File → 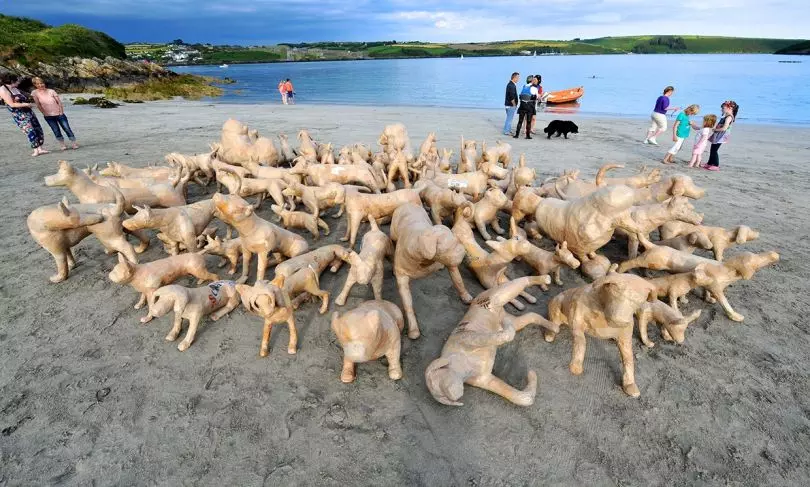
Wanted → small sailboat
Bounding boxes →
[219,63,229,68]
[533,51,537,57]
[460,54,464,60]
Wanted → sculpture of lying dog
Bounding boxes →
[615,196,704,258]
[212,192,308,282]
[391,203,472,338]
[547,272,658,397]
[99,161,174,180]
[425,276,557,406]
[108,252,219,323]
[236,280,297,356]
[290,158,384,194]
[657,231,714,254]
[149,280,240,351]
[335,216,393,305]
[659,222,759,261]
[331,300,405,383]
[636,301,702,348]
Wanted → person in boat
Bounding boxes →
[702,100,738,172]
[514,75,538,140]
[0,73,48,157]
[644,86,680,145]
[283,79,295,104]
[503,72,520,136]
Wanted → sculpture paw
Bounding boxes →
[340,371,356,383]
[49,274,67,284]
[334,296,347,307]
[133,302,144,310]
[259,349,269,358]
[728,312,744,322]
[388,367,403,380]
[287,346,297,355]
[569,362,583,376]
[407,329,421,340]
[140,315,153,324]
[544,330,557,343]
[177,340,191,352]
[643,340,656,348]
[165,332,179,341]
[460,293,473,304]
[623,382,641,397]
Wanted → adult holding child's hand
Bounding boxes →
[0,72,48,157]
[644,85,680,146]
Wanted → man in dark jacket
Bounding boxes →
[503,72,519,135]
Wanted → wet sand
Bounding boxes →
[1,100,808,485]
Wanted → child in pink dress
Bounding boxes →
[688,114,717,168]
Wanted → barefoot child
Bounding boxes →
[31,77,78,150]
[688,114,717,168]
[663,104,699,164]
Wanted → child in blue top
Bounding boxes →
[663,104,700,164]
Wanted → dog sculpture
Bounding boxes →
[335,216,393,305]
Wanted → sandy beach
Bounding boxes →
[1,100,809,485]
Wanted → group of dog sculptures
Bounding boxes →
[27,119,779,405]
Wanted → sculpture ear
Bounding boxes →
[58,199,71,217]
[240,205,254,218]
[693,263,711,283]
[735,226,748,244]
[419,232,439,260]
[561,241,568,250]
[117,252,132,268]
[425,357,463,407]
[687,232,699,245]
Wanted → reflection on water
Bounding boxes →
[175,54,810,125]
[541,102,581,115]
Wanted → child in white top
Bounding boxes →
[688,114,717,168]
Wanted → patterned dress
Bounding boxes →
[3,86,45,149]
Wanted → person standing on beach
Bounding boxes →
[644,86,680,145]
[703,100,738,172]
[278,80,288,104]
[530,74,543,134]
[514,75,538,140]
[503,72,519,135]
[662,104,699,164]
[31,77,78,151]
[284,79,295,104]
[0,73,48,157]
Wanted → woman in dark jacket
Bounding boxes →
[513,75,538,140]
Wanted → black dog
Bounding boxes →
[543,120,579,139]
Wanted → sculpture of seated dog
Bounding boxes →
[236,280,297,356]
[425,276,558,406]
[331,300,405,383]
[149,280,240,351]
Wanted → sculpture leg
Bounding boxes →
[468,372,537,407]
[491,218,505,235]
[260,319,273,357]
[335,273,356,306]
[130,229,150,253]
[371,267,384,301]
[637,308,655,347]
[66,249,76,269]
[519,291,537,304]
[340,212,353,242]
[504,312,558,333]
[386,339,403,380]
[178,313,202,352]
[165,311,183,341]
[140,291,157,323]
[553,268,562,287]
[569,330,586,375]
[340,357,356,383]
[446,266,473,304]
[713,289,744,322]
[304,280,329,314]
[509,299,526,311]
[617,332,640,397]
[627,235,640,259]
[238,249,252,284]
[396,274,420,339]
[256,251,268,282]
[474,217,492,241]
[49,251,69,283]
[286,315,298,354]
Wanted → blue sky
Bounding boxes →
[4,0,807,44]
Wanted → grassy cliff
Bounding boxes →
[0,14,125,64]
[775,40,810,55]
[585,36,801,54]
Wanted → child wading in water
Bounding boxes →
[663,104,700,164]
[689,114,717,168]
[31,77,78,150]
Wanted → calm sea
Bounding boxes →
[174,54,810,126]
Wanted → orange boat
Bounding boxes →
[544,86,584,105]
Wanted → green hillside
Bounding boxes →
[776,40,810,55]
[0,14,125,64]
[584,35,801,54]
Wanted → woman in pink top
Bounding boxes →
[31,77,78,150]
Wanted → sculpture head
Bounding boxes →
[44,160,77,187]
[555,241,581,269]
[297,129,312,142]
[664,309,701,344]
[425,357,464,406]
[202,235,224,254]
[122,205,154,231]
[668,175,706,200]
[289,157,311,175]
[486,235,532,261]
[724,251,779,280]
[98,161,122,177]
[222,118,245,135]
[665,196,703,225]
[278,133,289,143]
[480,160,508,180]
[686,231,713,250]
[732,225,759,244]
[483,186,510,209]
[108,253,136,284]
[212,192,254,224]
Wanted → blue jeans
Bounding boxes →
[503,106,517,134]
[44,114,75,142]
